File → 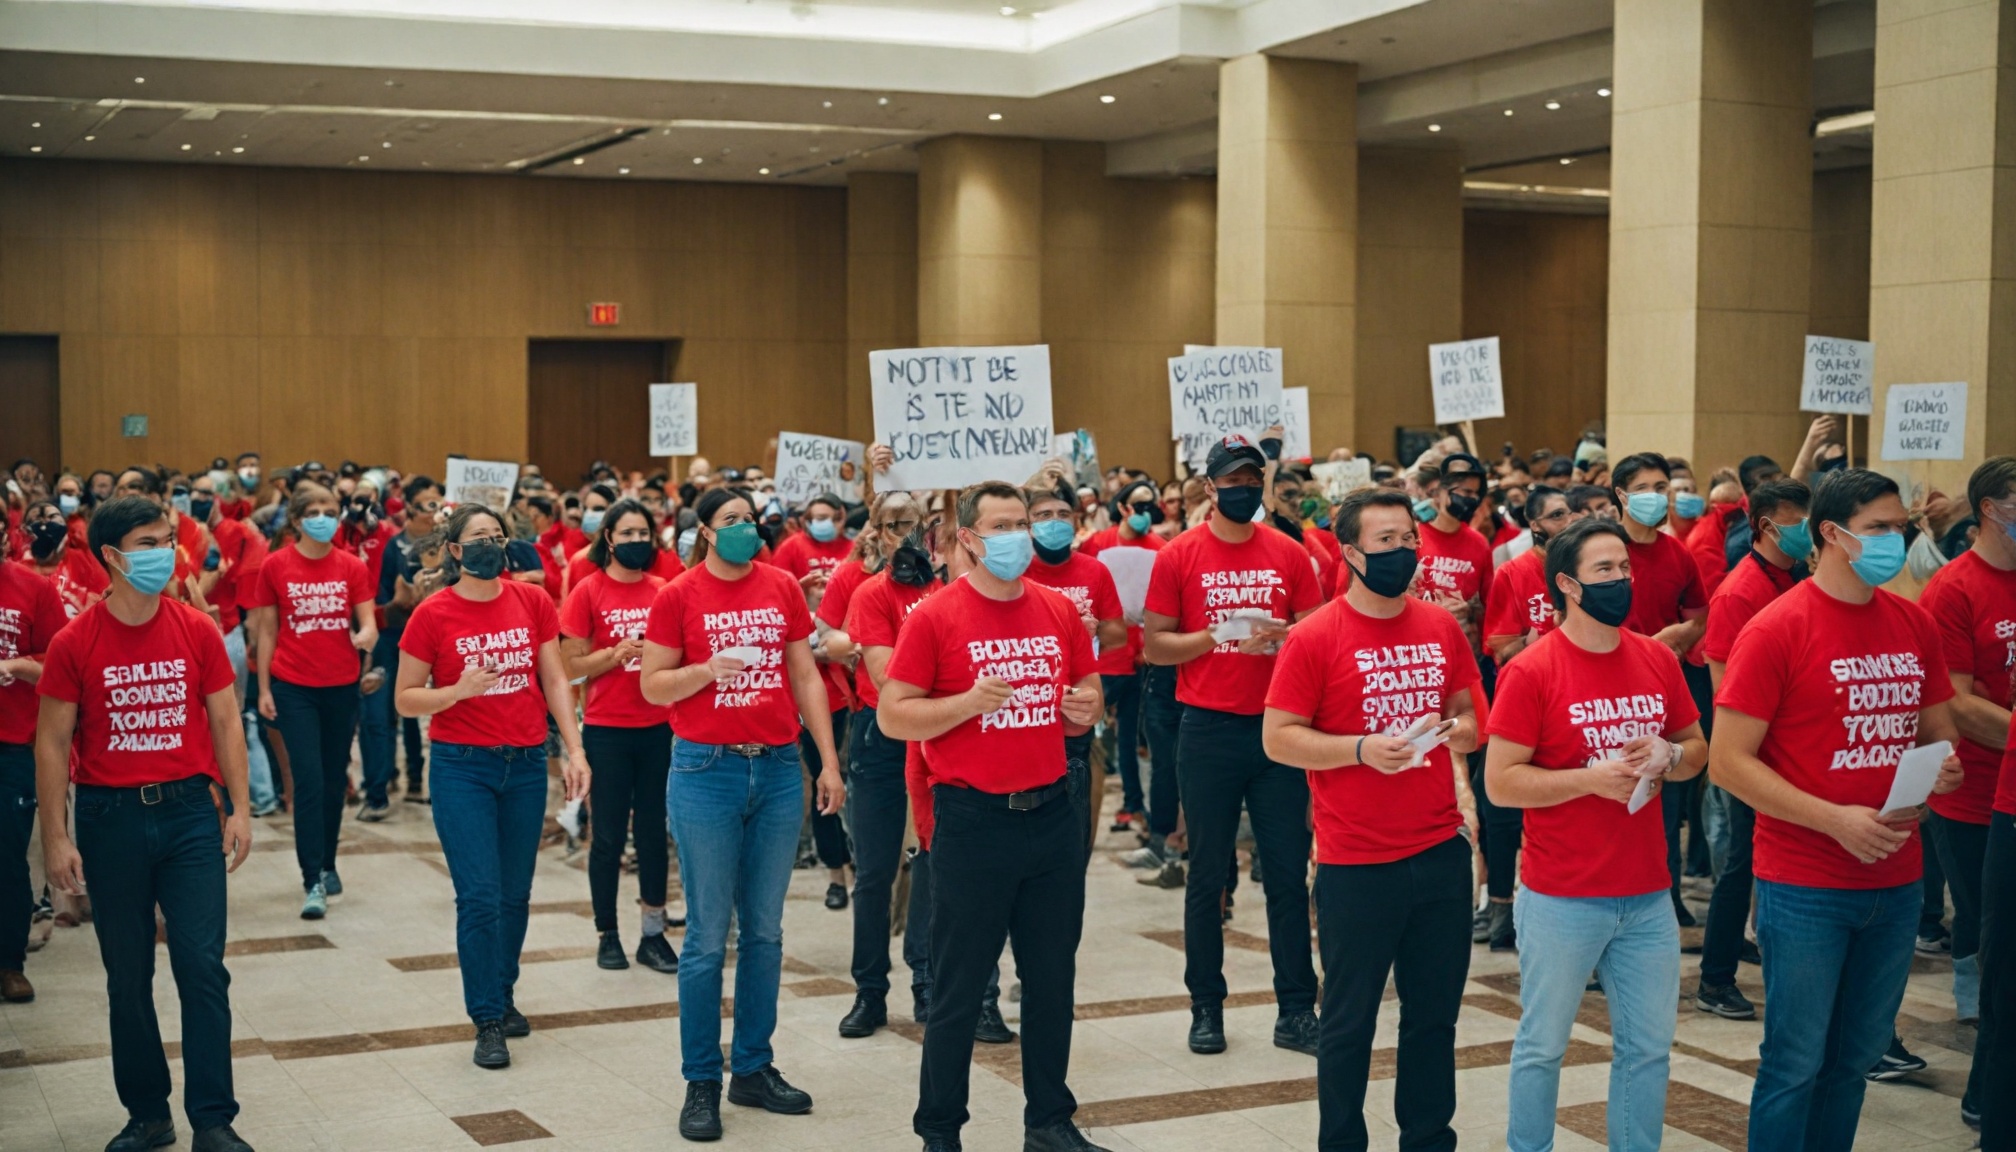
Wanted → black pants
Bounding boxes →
[1316,836,1471,1152]
[0,743,35,971]
[583,722,672,933]
[847,707,912,995]
[1924,827,1950,935]
[1699,789,1756,988]
[1471,750,1521,901]
[1101,673,1144,815]
[1065,731,1095,864]
[271,679,358,889]
[1663,661,1715,901]
[915,784,1084,1140]
[1973,813,2015,1143]
[1176,705,1317,1013]
[1930,812,1987,963]
[798,709,851,869]
[1141,665,1181,839]
[75,777,238,1130]
[402,715,426,789]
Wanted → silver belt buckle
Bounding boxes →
[139,783,164,806]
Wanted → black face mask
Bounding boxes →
[889,535,937,588]
[457,540,507,581]
[1348,546,1417,599]
[188,497,215,523]
[1214,483,1263,524]
[28,520,67,561]
[1032,538,1073,566]
[1444,492,1482,524]
[1573,577,1633,628]
[1269,511,1304,542]
[612,541,657,572]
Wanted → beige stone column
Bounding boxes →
[1607,0,1813,469]
[846,172,918,443]
[1356,146,1463,461]
[1870,0,2016,491]
[1216,54,1358,454]
[916,136,1043,347]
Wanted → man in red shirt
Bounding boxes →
[0,514,65,1003]
[1686,453,1784,599]
[1264,488,1481,1151]
[880,481,1103,1152]
[1485,517,1707,1152]
[1713,468,1964,1150]
[1145,435,1323,1058]
[1079,480,1163,833]
[1403,454,1494,655]
[36,496,256,1152]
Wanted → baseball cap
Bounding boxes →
[1440,452,1488,482]
[1204,434,1267,479]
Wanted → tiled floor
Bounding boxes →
[0,776,1984,1151]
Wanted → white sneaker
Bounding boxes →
[1120,846,1164,869]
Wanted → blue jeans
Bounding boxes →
[668,738,804,1082]
[1749,879,1917,1152]
[225,625,275,811]
[1508,888,1677,1152]
[357,636,399,805]
[429,742,548,1024]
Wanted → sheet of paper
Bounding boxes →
[717,646,764,668]
[1398,714,1448,768]
[1881,741,1952,817]
[1626,772,1658,815]
[1208,608,1277,644]
[1098,547,1155,624]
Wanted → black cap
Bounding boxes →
[1440,452,1487,482]
[1204,434,1267,479]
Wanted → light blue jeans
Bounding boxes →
[1508,888,1678,1152]
[1748,879,1917,1152]
[668,739,804,1083]
[225,625,276,811]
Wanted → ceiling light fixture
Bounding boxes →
[1100,95,1115,104]
[822,101,833,108]
[572,156,585,164]
[134,77,145,84]
[878,97,889,105]
[382,141,391,148]
[357,155,369,161]
[232,146,244,153]
[619,167,630,174]
[988,112,1003,121]
[1503,109,1514,116]
[1597,88,1611,97]
[1815,109,1876,137]
[29,145,40,153]
[180,143,191,150]
[30,121,39,128]
[759,167,771,174]
[1559,157,1573,164]
[1427,123,1441,132]
[1545,101,1561,110]
[693,156,703,164]
[1000,5,1016,13]
[83,135,94,141]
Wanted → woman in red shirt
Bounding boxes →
[396,505,590,1071]
[249,485,376,920]
[559,498,678,975]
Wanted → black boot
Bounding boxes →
[191,1126,254,1152]
[636,933,680,974]
[1024,1122,1112,1152]
[500,997,530,1038]
[1487,901,1516,952]
[838,992,887,1038]
[974,1000,1016,1044]
[1273,1009,1319,1056]
[472,1020,510,1069]
[104,1118,175,1152]
[1187,1005,1226,1054]
[726,1064,813,1114]
[679,1080,723,1141]
[911,984,932,1025]
[597,930,630,970]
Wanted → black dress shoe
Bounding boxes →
[191,1126,254,1152]
[1024,1121,1111,1152]
[636,934,680,974]
[727,1064,813,1114]
[974,1001,1016,1044]
[1273,1009,1319,1056]
[472,1021,510,1069]
[597,931,630,970]
[105,1117,175,1152]
[1188,1005,1226,1054]
[838,992,887,1038]
[911,984,932,1025]
[679,1080,724,1141]
[824,883,849,910]
[500,1001,531,1038]
[921,1138,963,1152]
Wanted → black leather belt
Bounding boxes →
[722,742,780,758]
[76,775,213,806]
[938,779,1068,812]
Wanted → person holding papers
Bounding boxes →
[1485,517,1706,1152]
[1711,468,1963,1151]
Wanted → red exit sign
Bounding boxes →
[587,302,621,327]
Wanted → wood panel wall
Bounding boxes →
[0,160,847,477]
[1462,208,1610,461]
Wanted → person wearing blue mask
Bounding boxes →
[1080,480,1163,843]
[773,492,859,909]
[1713,468,1965,1152]
[35,495,258,1152]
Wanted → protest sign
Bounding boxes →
[1801,337,1874,415]
[1309,458,1373,504]
[1429,337,1504,424]
[443,458,519,514]
[1882,383,1968,461]
[1168,347,1284,472]
[1281,387,1311,461]
[1053,429,1102,491]
[775,432,866,507]
[649,383,698,456]
[870,345,1054,491]
[1098,547,1156,625]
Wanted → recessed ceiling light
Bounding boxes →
[572,157,585,165]
[759,167,771,175]
[1559,157,1574,164]
[1544,101,1561,110]
[30,122,39,128]
[232,146,244,153]
[878,97,889,106]
[180,143,192,150]
[1099,95,1115,104]
[358,155,369,161]
[1597,88,1611,97]
[693,157,703,164]
[988,112,1003,121]
[822,101,833,108]
[134,77,145,84]
[1000,5,1016,13]
[1503,109,1514,116]
[1427,124,1442,132]
[83,135,94,141]
[382,141,392,148]
[29,146,41,153]
[619,167,630,174]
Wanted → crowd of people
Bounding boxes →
[0,409,2010,1152]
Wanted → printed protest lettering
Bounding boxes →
[1310,458,1374,504]
[1168,347,1284,472]
[870,345,1054,491]
[649,383,698,457]
[775,432,866,507]
[443,458,519,514]
[1801,336,1874,415]
[1429,337,1504,424]
[1281,387,1311,461]
[1882,382,1967,461]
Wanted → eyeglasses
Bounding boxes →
[460,534,506,547]
[1533,508,1572,524]
[882,517,921,534]
[414,501,442,514]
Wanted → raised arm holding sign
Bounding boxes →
[870,345,1054,491]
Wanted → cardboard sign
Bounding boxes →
[1309,458,1374,504]
[443,458,519,514]
[1168,347,1284,472]
[649,383,698,457]
[1882,382,1968,461]
[1801,336,1874,415]
[775,432,866,507]
[1429,337,1504,424]
[1281,387,1311,461]
[870,345,1054,491]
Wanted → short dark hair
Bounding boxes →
[87,496,171,572]
[957,481,1028,529]
[586,483,619,505]
[803,492,848,518]
[1748,478,1811,530]
[1966,456,2016,522]
[116,465,165,496]
[588,497,657,569]
[1545,518,1631,612]
[236,452,260,464]
[1567,483,1616,513]
[1332,488,1414,550]
[402,475,439,504]
[437,504,506,583]
[1611,451,1670,491]
[1518,483,1566,529]
[523,494,555,519]
[1809,468,1901,554]
[1738,455,1782,494]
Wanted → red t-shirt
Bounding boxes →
[247,545,371,689]
[772,533,856,713]
[1622,531,1707,643]
[1997,712,2016,818]
[1080,527,1163,675]
[1917,551,2016,824]
[1144,523,1321,715]
[399,579,560,749]
[560,568,669,728]
[645,563,814,747]
[1686,502,1745,599]
[907,740,936,850]
[565,547,686,599]
[169,514,208,603]
[39,598,237,787]
[1718,581,1955,889]
[209,517,266,634]
[1024,551,1124,671]
[0,561,67,744]
[342,520,397,594]
[817,558,874,706]
[1483,548,1556,656]
[1266,596,1480,865]
[846,572,939,711]
[1488,628,1700,897]
[1301,527,1340,591]
[17,548,110,620]
[1412,520,1494,610]
[1701,552,1798,666]
[885,577,1096,793]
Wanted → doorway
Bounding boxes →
[0,337,61,476]
[527,340,677,487]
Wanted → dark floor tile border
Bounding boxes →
[1140,928,1272,955]
[452,1109,554,1146]
[223,934,335,957]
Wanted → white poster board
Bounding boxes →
[870,345,1054,491]
[1168,347,1284,472]
[1309,458,1374,505]
[649,383,698,457]
[1281,387,1312,461]
[1882,382,1968,461]
[1429,337,1505,424]
[443,458,519,514]
[1097,547,1157,625]
[1801,337,1875,415]
[775,432,866,507]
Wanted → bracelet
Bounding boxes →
[1354,735,1367,765]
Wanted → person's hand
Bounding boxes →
[799,571,829,596]
[1357,734,1417,773]
[1651,623,1692,659]
[1061,685,1100,727]
[1932,749,1965,794]
[1618,735,1673,778]
[705,652,747,688]
[1802,414,1838,451]
[1433,592,1471,622]
[868,443,895,474]
[453,660,502,701]
[44,835,85,895]
[815,766,845,815]
[611,635,645,667]
[184,575,217,620]
[1826,804,1914,864]
[964,676,1014,717]
[562,745,591,801]
[352,625,378,653]
[1583,758,1646,803]
[1081,613,1099,636]
[257,688,277,722]
[222,807,253,873]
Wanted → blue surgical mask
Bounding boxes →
[301,514,339,544]
[116,546,176,595]
[581,509,605,535]
[807,519,839,543]
[1674,492,1706,520]
[1031,519,1075,552]
[1624,491,1669,528]
[57,494,79,516]
[976,530,1034,581]
[1126,511,1152,534]
[1843,528,1907,587]
[1411,498,1437,524]
[1768,517,1813,562]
